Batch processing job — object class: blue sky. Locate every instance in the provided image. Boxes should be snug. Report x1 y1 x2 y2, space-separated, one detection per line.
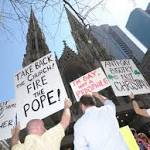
0 0 149 101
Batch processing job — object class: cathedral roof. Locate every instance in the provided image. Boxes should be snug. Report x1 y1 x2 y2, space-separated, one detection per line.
59 40 77 62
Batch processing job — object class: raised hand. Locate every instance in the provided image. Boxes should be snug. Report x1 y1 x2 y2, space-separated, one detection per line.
11 122 20 146
11 122 20 136
64 98 72 109
129 92 135 100
92 92 107 100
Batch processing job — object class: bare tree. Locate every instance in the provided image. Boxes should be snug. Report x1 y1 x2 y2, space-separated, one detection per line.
0 0 137 39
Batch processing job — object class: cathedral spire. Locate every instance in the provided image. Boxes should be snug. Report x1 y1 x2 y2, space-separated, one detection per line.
65 7 86 45
22 8 50 67
65 7 84 32
65 6 109 67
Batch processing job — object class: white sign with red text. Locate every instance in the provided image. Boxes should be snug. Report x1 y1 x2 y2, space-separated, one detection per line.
70 67 110 101
0 99 16 140
101 59 150 96
14 53 67 129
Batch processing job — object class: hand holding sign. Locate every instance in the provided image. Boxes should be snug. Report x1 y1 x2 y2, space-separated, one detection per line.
11 122 20 136
60 99 72 130
92 92 108 104
70 67 110 101
14 53 68 129
128 92 135 100
64 98 72 109
11 122 20 146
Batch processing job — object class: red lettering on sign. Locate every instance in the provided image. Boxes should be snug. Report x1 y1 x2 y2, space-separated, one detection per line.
75 78 108 99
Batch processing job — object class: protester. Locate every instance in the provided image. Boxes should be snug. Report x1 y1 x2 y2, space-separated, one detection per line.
137 133 150 150
131 128 148 150
11 99 72 150
74 92 129 150
129 93 150 117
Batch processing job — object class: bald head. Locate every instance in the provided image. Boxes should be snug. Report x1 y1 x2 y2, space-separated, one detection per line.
26 119 46 135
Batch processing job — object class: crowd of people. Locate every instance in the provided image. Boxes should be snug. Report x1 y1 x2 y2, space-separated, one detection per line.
10 92 150 150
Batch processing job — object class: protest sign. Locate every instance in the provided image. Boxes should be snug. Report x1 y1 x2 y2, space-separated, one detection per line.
101 59 150 96
0 99 16 140
70 67 110 101
14 53 67 129
120 126 139 150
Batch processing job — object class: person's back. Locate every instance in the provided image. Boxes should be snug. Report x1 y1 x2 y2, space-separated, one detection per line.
74 93 129 150
13 124 64 150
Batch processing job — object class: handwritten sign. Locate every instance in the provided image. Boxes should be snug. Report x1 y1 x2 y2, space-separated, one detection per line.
101 59 150 96
0 99 16 140
14 53 67 129
70 67 110 101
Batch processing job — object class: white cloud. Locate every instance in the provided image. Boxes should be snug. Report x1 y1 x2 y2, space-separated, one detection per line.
78 0 149 26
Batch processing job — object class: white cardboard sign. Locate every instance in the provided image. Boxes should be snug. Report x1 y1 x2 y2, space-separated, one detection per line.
101 59 150 96
14 53 67 129
70 67 110 101
0 99 16 140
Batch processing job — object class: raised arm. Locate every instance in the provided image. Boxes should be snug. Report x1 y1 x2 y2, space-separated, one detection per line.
11 123 20 147
132 100 150 117
92 92 108 104
92 92 116 115
129 93 150 117
60 99 72 130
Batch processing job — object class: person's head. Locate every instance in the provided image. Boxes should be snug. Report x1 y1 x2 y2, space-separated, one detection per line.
138 133 149 143
26 119 46 136
79 94 96 113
